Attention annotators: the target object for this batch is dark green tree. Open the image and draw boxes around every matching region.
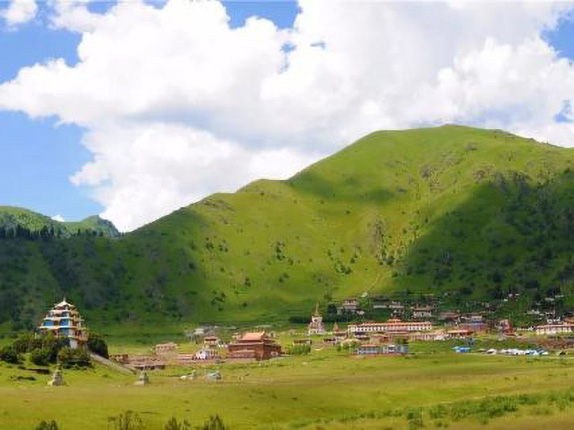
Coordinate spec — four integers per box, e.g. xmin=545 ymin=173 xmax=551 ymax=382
xmin=87 ymin=334 xmax=109 ymax=358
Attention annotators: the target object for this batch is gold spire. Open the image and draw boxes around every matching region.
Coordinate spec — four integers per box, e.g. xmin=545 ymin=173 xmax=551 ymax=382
xmin=314 ymin=303 xmax=321 ymax=317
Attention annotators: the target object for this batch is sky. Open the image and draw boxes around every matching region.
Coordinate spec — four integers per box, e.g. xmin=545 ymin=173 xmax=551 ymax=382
xmin=0 ymin=0 xmax=573 ymax=231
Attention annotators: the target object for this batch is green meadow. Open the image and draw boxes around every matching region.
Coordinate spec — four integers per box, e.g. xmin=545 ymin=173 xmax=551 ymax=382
xmin=3 ymin=341 xmax=574 ymax=430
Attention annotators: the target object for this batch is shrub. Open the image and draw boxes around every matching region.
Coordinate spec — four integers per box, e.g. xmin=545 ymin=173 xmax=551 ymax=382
xmin=11 ymin=333 xmax=41 ymax=354
xmin=35 ymin=421 xmax=59 ymax=430
xmin=165 ymin=417 xmax=192 ymax=430
xmin=0 ymin=346 xmax=20 ymax=364
xmin=287 ymin=344 xmax=311 ymax=356
xmin=199 ymin=415 xmax=227 ymax=430
xmin=57 ymin=347 xmax=91 ymax=368
xmin=108 ymin=411 xmax=145 ymax=430
xmin=30 ymin=347 xmax=52 ymax=366
xmin=41 ymin=334 xmax=69 ymax=362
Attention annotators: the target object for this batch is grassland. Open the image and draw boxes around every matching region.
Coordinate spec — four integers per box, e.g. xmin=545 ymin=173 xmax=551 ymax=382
xmin=3 ymin=339 xmax=574 ymax=430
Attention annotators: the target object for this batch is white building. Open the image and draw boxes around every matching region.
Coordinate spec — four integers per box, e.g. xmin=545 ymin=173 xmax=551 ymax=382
xmin=534 ymin=323 xmax=574 ymax=335
xmin=348 ymin=319 xmax=432 ymax=336
xmin=308 ymin=304 xmax=326 ymax=335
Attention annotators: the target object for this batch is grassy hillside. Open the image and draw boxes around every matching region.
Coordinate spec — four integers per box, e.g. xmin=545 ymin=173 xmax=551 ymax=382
xmin=0 ymin=206 xmax=120 ymax=238
xmin=2 ymin=125 xmax=574 ymax=330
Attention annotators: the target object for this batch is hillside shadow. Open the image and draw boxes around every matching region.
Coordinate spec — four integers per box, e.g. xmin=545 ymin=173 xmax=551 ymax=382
xmin=396 ymin=169 xmax=574 ymax=304
xmin=288 ymin=171 xmax=395 ymax=205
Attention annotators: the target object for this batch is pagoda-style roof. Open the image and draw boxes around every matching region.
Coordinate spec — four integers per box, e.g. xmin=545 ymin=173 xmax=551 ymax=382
xmin=53 ymin=298 xmax=77 ymax=310
xmin=37 ymin=298 xmax=88 ymax=345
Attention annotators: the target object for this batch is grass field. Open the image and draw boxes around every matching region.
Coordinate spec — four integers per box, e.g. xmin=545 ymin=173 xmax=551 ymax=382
xmin=3 ymin=340 xmax=574 ymax=430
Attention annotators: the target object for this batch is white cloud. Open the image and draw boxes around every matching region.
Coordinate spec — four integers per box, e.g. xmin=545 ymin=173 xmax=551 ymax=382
xmin=1 ymin=0 xmax=37 ymax=26
xmin=1 ymin=0 xmax=574 ymax=230
xmin=70 ymin=122 xmax=318 ymax=230
xmin=51 ymin=215 xmax=65 ymax=222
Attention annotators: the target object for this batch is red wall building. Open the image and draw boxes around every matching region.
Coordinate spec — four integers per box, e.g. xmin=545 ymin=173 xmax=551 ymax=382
xmin=227 ymin=332 xmax=282 ymax=360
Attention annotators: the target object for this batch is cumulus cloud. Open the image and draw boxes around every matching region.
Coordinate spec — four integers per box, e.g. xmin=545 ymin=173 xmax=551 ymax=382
xmin=51 ymin=215 xmax=65 ymax=222
xmin=1 ymin=0 xmax=574 ymax=230
xmin=1 ymin=0 xmax=37 ymax=26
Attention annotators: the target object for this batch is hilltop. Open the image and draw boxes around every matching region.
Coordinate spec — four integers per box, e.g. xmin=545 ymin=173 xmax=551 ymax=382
xmin=2 ymin=125 xmax=574 ymax=331
xmin=0 ymin=206 xmax=120 ymax=238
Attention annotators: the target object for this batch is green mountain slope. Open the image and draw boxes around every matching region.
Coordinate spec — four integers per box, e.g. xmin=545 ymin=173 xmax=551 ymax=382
xmin=2 ymin=125 xmax=574 ymax=331
xmin=0 ymin=206 xmax=120 ymax=238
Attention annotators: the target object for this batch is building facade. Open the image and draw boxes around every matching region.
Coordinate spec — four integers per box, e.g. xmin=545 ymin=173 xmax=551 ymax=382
xmin=348 ymin=319 xmax=432 ymax=337
xmin=37 ymin=298 xmax=88 ymax=349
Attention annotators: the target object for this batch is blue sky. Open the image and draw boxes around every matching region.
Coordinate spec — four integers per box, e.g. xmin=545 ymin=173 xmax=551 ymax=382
xmin=0 ymin=1 xmax=299 ymax=221
xmin=0 ymin=1 xmax=573 ymax=227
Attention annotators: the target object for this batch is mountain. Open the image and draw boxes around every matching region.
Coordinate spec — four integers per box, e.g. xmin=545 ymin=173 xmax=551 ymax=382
xmin=0 ymin=207 xmax=121 ymax=238
xmin=2 ymin=125 xmax=574 ymax=332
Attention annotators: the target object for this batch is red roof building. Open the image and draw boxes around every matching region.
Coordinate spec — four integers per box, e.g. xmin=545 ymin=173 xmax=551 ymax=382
xmin=227 ymin=332 xmax=282 ymax=360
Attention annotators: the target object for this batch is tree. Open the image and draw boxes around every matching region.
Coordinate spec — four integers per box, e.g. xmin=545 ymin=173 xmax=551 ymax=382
xmin=87 ymin=334 xmax=109 ymax=358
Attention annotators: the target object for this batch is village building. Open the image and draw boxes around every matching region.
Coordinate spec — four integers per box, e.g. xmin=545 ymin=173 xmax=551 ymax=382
xmin=348 ymin=319 xmax=432 ymax=337
xmin=372 ymin=298 xmax=388 ymax=310
xmin=227 ymin=332 xmax=282 ymax=360
xmin=447 ymin=329 xmax=473 ymax=339
xmin=438 ymin=311 xmax=461 ymax=322
xmin=308 ymin=304 xmax=326 ymax=335
xmin=194 ymin=348 xmax=220 ymax=361
xmin=535 ymin=323 xmax=574 ymax=335
xmin=408 ymin=330 xmax=447 ymax=341
xmin=109 ymin=353 xmax=130 ymax=364
xmin=388 ymin=301 xmax=406 ymax=315
xmin=355 ymin=343 xmax=409 ymax=356
xmin=125 ymin=354 xmax=166 ymax=371
xmin=459 ymin=315 xmax=488 ymax=333
xmin=37 ymin=298 xmax=88 ymax=349
xmin=332 ymin=322 xmax=347 ymax=342
xmin=203 ymin=336 xmax=220 ymax=347
xmin=412 ymin=305 xmax=434 ymax=319
xmin=371 ymin=298 xmax=405 ymax=313
xmin=176 ymin=349 xmax=220 ymax=366
xmin=338 ymin=298 xmax=360 ymax=314
xmin=154 ymin=342 xmax=178 ymax=355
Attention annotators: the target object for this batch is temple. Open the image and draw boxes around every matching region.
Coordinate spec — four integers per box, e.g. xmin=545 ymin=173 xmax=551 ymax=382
xmin=38 ymin=298 xmax=88 ymax=349
xmin=308 ymin=303 xmax=326 ymax=335
xmin=227 ymin=332 xmax=282 ymax=360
